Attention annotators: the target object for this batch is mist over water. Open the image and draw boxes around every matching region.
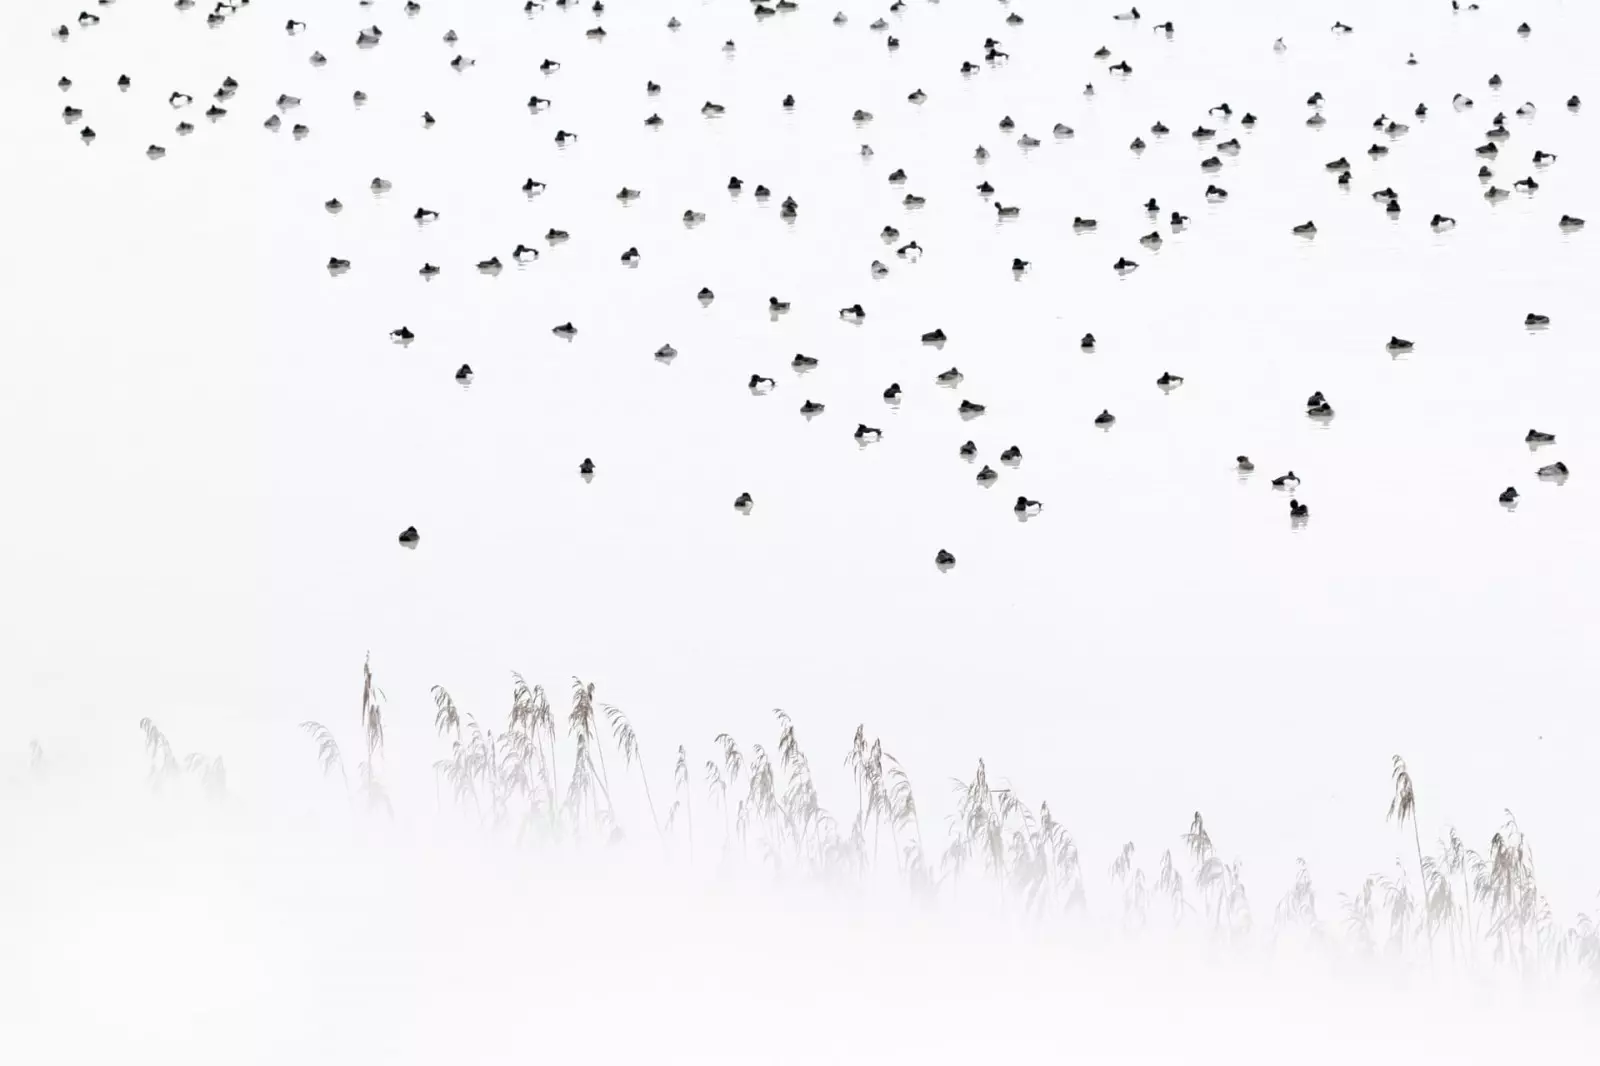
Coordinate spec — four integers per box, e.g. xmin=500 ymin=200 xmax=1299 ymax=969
xmin=6 ymin=0 xmax=1600 ymax=1054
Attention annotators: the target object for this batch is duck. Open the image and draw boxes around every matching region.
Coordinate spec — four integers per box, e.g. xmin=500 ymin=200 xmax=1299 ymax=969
xmin=1054 ymin=123 xmax=1075 ymax=138
xmin=1156 ymin=371 xmax=1184 ymax=388
xmin=654 ymin=344 xmax=678 ymax=362
xmin=455 ymin=364 xmax=473 ymax=383
xmin=1386 ymin=121 xmax=1409 ymax=135
xmin=958 ymin=441 xmax=978 ymax=460
xmin=1288 ymin=499 xmax=1310 ymax=519
xmin=579 ymin=458 xmax=596 ymax=478
xmin=683 ymin=209 xmax=706 ymax=225
xmin=1489 ymin=74 xmax=1502 ymax=88
xmin=1000 ymin=446 xmax=1023 ymax=466
xmin=855 ymin=424 xmax=883 ymax=442
xmin=513 ymin=244 xmax=540 ymax=261
xmin=748 ymin=374 xmax=776 ymax=393
xmin=1332 ymin=21 xmax=1352 ymax=32
xmin=527 ymin=96 xmax=552 ymax=110
xmin=1292 ymin=220 xmax=1317 ymax=236
xmin=1271 ymin=471 xmax=1300 ymax=489
xmin=883 ymin=383 xmax=902 ymax=402
xmin=1094 ymin=409 xmax=1116 ymax=427
xmin=1113 ymin=257 xmax=1139 ymax=273
xmin=1073 ymin=217 xmax=1098 ymax=231
xmin=1477 ymin=143 xmax=1499 ymax=157
xmin=390 ymin=326 xmax=414 ymax=342
xmin=935 ymin=549 xmax=957 ymax=571
xmin=1537 ymin=461 xmax=1569 ymax=479
xmin=477 ymin=257 xmax=503 ymax=274
xmin=769 ymin=297 xmax=791 ymax=313
xmin=1154 ymin=121 xmax=1174 ymax=136
xmin=959 ymin=400 xmax=987 ymax=418
xmin=62 ymin=105 xmax=84 ymax=123
xmin=1306 ymin=114 xmax=1327 ymax=128
xmin=292 ymin=123 xmax=311 ymax=139
xmin=616 ymin=187 xmax=641 ymax=201
xmin=1368 ymin=143 xmax=1389 ymax=157
xmin=1130 ymin=138 xmax=1147 ymax=152
xmin=1526 ymin=313 xmax=1550 ymax=326
xmin=1498 ymin=486 xmax=1519 ymax=505
xmin=961 ymin=61 xmax=980 ymax=74
xmin=975 ymin=465 xmax=999 ymax=484
xmin=1218 ymin=138 xmax=1241 ymax=154
xmin=853 ymin=109 xmax=874 ymax=123
xmin=1236 ymin=456 xmax=1255 ymax=472
xmin=733 ymin=493 xmax=754 ymax=514
xmin=1415 ymin=103 xmax=1428 ymax=116
xmin=1191 ymin=125 xmax=1214 ymax=139
xmin=753 ymin=185 xmax=771 ymax=199
xmin=1017 ymin=134 xmax=1042 ymax=148
xmin=1014 ymin=496 xmax=1043 ymax=517
xmin=791 ymin=354 xmax=818 ymax=371
xmin=1113 ymin=8 xmax=1140 ymax=20
xmin=999 ymin=116 xmax=1015 ymax=130
xmin=871 ymin=260 xmax=890 ymax=278
xmin=357 ymin=29 xmax=382 ymax=46
xmin=1144 ymin=199 xmax=1161 ymax=213
xmin=936 ymin=367 xmax=964 ymax=387
xmin=780 ymin=196 xmax=799 ymax=218
xmin=976 ymin=181 xmax=995 ymax=195
xmin=782 ymin=94 xmax=796 ymax=108
xmin=888 ymin=169 xmax=908 ymax=184
xmin=1140 ymin=232 xmax=1164 ymax=248
xmin=414 ymin=207 xmax=440 ymax=222
xmin=975 ymin=145 xmax=991 ymax=160
xmin=170 ymin=90 xmax=195 ymax=108
xmin=1206 ymin=185 xmax=1229 ymax=201
xmin=1454 ymin=93 xmax=1474 ymax=109
xmin=1430 ymin=214 xmax=1457 ymax=230
xmin=554 ymin=130 xmax=578 ymax=144
xmin=1533 ymin=150 xmax=1557 ymax=164
xmin=1171 ymin=211 xmax=1190 ymax=227
xmin=1386 ymin=336 xmax=1414 ymax=351
xmin=418 ymin=262 xmax=441 ymax=279
xmin=327 ymin=258 xmax=351 ymax=274
xmin=1012 ymin=258 xmax=1030 ymax=273
xmin=800 ymin=400 xmax=826 ymax=417
xmin=921 ymin=328 xmax=947 ymax=344
xmin=1080 ymin=333 xmax=1097 ymax=350
xmin=552 ymin=322 xmax=578 ymax=338
xmin=205 ymin=105 xmax=227 ymax=120
xmin=620 ymin=247 xmax=641 ymax=264
xmin=540 ymin=58 xmax=562 ymax=72
xmin=1306 ymin=390 xmax=1326 ymax=407
xmin=176 ymin=121 xmax=195 ymax=135
xmin=1484 ymin=186 xmax=1509 ymax=201
xmin=1514 ymin=176 xmax=1539 ymax=191
xmin=1200 ymin=156 xmax=1223 ymax=171
xmin=1525 ymin=429 xmax=1556 ymax=443
xmin=1325 ymin=156 xmax=1350 ymax=171
xmin=908 ymin=88 xmax=927 ymax=104
xmin=1569 ymin=95 xmax=1582 ymax=110
xmin=1559 ymin=215 xmax=1585 ymax=229
xmin=904 ymin=193 xmax=927 ymax=207
xmin=276 ymin=94 xmax=302 ymax=112
xmin=1273 ymin=37 xmax=1286 ymax=52
xmin=1110 ymin=61 xmax=1133 ymax=74
xmin=1307 ymin=402 xmax=1335 ymax=418
xmin=450 ymin=54 xmax=476 ymax=69
xmin=1517 ymin=21 xmax=1531 ymax=35
xmin=728 ymin=177 xmax=744 ymax=192
xmin=309 ymin=52 xmax=327 ymax=67
xmin=839 ymin=303 xmax=865 ymax=321
xmin=701 ymin=101 xmax=726 ymax=115
xmin=698 ymin=287 xmax=715 ymax=304
xmin=398 ymin=526 xmax=420 ymax=548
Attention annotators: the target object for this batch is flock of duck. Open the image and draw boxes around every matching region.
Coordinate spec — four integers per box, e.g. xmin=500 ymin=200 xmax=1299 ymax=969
xmin=52 ymin=2 xmax=1582 ymax=570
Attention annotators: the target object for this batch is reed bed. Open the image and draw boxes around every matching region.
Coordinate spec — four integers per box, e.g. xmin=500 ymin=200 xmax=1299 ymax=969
xmin=100 ymin=656 xmax=1600 ymax=985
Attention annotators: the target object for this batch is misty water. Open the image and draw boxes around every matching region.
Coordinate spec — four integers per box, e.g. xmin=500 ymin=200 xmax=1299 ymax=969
xmin=5 ymin=0 xmax=1600 ymax=1057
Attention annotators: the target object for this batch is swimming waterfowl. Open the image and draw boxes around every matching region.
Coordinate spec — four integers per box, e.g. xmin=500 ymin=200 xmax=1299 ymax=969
xmin=958 ymin=441 xmax=978 ymax=460
xmin=1014 ymin=496 xmax=1043 ymax=517
xmin=652 ymin=344 xmax=677 ymax=362
xmin=1271 ymin=471 xmax=1300 ymax=489
xmin=1274 ymin=38 xmax=1286 ymax=52
xmin=754 ymin=185 xmax=771 ymax=199
xmin=1307 ymin=403 xmax=1335 ymax=418
xmin=455 ymin=364 xmax=473 ymax=383
xmin=205 ymin=105 xmax=227 ymax=120
xmin=419 ymin=263 xmax=441 ymax=279
xmin=1569 ymin=96 xmax=1581 ymax=110
xmin=450 ymin=54 xmax=477 ymax=69
xmin=398 ymin=526 xmax=420 ymax=548
xmin=1080 ymin=334 xmax=1097 ymax=350
xmin=768 ymin=297 xmax=791 ymax=314
xmin=1191 ymin=125 xmax=1213 ymax=139
xmin=1387 ymin=337 xmax=1414 ymax=351
xmin=1218 ymin=138 xmax=1241 ymax=154
xmin=1526 ymin=429 xmax=1555 ymax=443
xmin=1332 ymin=21 xmax=1352 ymax=32
xmin=1236 ymin=456 xmax=1255 ymax=472
xmin=1018 ymin=134 xmax=1041 ymax=148
xmin=513 ymin=244 xmax=539 ymax=261
xmin=620 ymin=247 xmax=641 ymax=264
xmin=1306 ymin=391 xmax=1326 ymax=407
xmin=554 ymin=130 xmax=578 ymax=144
xmin=1484 ymin=186 xmax=1509 ymax=201
xmin=415 ymin=207 xmax=439 ymax=222
xmin=999 ymin=116 xmax=1015 ymax=131
xmin=747 ymin=373 xmax=778 ymax=394
xmin=839 ymin=303 xmax=865 ymax=321
xmin=908 ymin=88 xmax=927 ymax=104
xmin=881 ymin=226 xmax=900 ymax=242
xmin=996 ymin=203 xmax=1020 ymax=217
xmin=935 ymin=549 xmax=957 ymax=571
xmin=1012 ymin=258 xmax=1030 ymax=272
xmin=1498 ymin=486 xmax=1519 ymax=505
xmin=782 ymin=94 xmax=796 ymax=108
xmin=578 ymin=459 xmax=596 ymax=479
xmin=1537 ymin=462 xmax=1569 ymax=479
xmin=975 ymin=465 xmax=998 ymax=484
xmin=528 ymin=96 xmax=551 ymax=111
xmin=327 ymin=258 xmax=351 ymax=274
xmin=780 ymin=196 xmax=799 ymax=217
xmin=1113 ymin=257 xmax=1138 ymax=273
xmin=1113 ymin=8 xmax=1140 ymax=20
xmin=855 ymin=424 xmax=883 ymax=442
xmin=357 ymin=28 xmax=381 ymax=46
xmin=1054 ymin=123 xmax=1074 ymax=138
xmin=552 ymin=322 xmax=578 ymax=338
xmin=683 ymin=210 xmax=706 ymax=225
xmin=871 ymin=260 xmax=889 ymax=278
xmin=1140 ymin=232 xmax=1164 ymax=248
xmin=702 ymin=101 xmax=726 ymax=115
xmin=1000 ymin=446 xmax=1023 ymax=466
xmin=1477 ymin=166 xmax=1493 ymax=178
xmin=1533 ymin=151 xmax=1557 ymax=164
xmin=1171 ymin=212 xmax=1190 ymax=227
xmin=733 ymin=493 xmax=754 ymax=514
xmin=1306 ymin=114 xmax=1327 ymax=127
xmin=1368 ymin=143 xmax=1389 ymax=156
xmin=617 ymin=187 xmax=641 ymax=201
xmin=1206 ymin=185 xmax=1229 ymax=201
xmin=853 ymin=109 xmax=874 ymax=123
xmin=1073 ymin=217 xmax=1098 ymax=231
xmin=888 ymin=169 xmax=908 ymax=184
xmin=975 ymin=146 xmax=990 ymax=160
xmin=1525 ymin=313 xmax=1550 ymax=326
xmin=1559 ymin=215 xmax=1585 ymax=229
xmin=800 ymin=400 xmax=825 ymax=418
xmin=62 ymin=105 xmax=83 ymax=122
xmin=309 ymin=52 xmax=327 ymax=67
xmin=1200 ymin=157 xmax=1222 ymax=171
xmin=959 ymin=400 xmax=987 ymax=418
xmin=1406 ymin=53 xmax=1418 ymax=66
xmin=1427 ymin=214 xmax=1457 ymax=231
xmin=698 ymin=287 xmax=715 ymax=305
xmin=170 ymin=91 xmax=194 ymax=108
xmin=1489 ymin=74 xmax=1502 ymax=88
xmin=791 ymin=354 xmax=818 ymax=371
xmin=1514 ymin=177 xmax=1539 ymax=191
xmin=904 ymin=193 xmax=927 ymax=206
xmin=1325 ymin=157 xmax=1350 ymax=171
xmin=1518 ymin=21 xmax=1530 ymax=35
xmin=78 ymin=126 xmax=96 ymax=142
xmin=961 ymin=61 xmax=980 ymax=74
xmin=883 ymin=383 xmax=902 ymax=402
xmin=887 ymin=37 xmax=900 ymax=50
xmin=936 ymin=367 xmax=964 ymax=386
xmin=1110 ymin=61 xmax=1133 ymax=74
xmin=292 ymin=124 xmax=311 ymax=139
xmin=1454 ymin=94 xmax=1474 ymax=109
xmin=477 ymin=257 xmax=503 ymax=274
xmin=583 ymin=25 xmax=605 ymax=38
xmin=353 ymin=91 xmax=369 ymax=106
xmin=1144 ymin=199 xmax=1160 ymax=213
xmin=921 ymin=329 xmax=947 ymax=344
xmin=1516 ymin=102 xmax=1536 ymax=117
xmin=1386 ymin=121 xmax=1409 ymax=135
xmin=976 ymin=181 xmax=995 ymax=195
xmin=1094 ymin=409 xmax=1116 ymax=427
xmin=1292 ymin=221 xmax=1317 ymax=236
xmin=1288 ymin=499 xmax=1310 ymax=519
xmin=391 ymin=326 xmax=414 ymax=342
xmin=1156 ymin=371 xmax=1184 ymax=388
xmin=444 ymin=29 xmax=459 ymax=42
xmin=1415 ymin=103 xmax=1428 ymax=116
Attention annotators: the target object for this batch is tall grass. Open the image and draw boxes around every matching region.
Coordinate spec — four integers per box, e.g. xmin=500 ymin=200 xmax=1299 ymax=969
xmin=91 ymin=659 xmax=1600 ymax=986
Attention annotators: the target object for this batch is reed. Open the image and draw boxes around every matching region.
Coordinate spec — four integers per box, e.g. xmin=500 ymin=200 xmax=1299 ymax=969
xmin=102 ymin=659 xmax=1600 ymax=985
